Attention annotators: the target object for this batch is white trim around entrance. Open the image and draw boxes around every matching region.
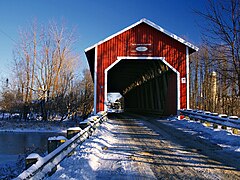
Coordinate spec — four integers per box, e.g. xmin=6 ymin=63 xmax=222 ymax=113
xmin=94 ymin=46 xmax=98 ymax=114
xmin=104 ymin=56 xmax=181 ymax=112
xmin=186 ymin=46 xmax=190 ymax=109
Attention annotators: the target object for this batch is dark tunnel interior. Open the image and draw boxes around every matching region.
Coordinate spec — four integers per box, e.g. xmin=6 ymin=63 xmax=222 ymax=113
xmin=107 ymin=58 xmax=177 ymax=116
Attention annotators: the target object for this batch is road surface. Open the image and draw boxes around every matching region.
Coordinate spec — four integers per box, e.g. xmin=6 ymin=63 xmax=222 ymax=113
xmin=105 ymin=113 xmax=240 ymax=179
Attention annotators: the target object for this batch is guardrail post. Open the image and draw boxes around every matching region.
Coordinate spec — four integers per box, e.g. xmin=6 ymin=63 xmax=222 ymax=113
xmin=192 ymin=117 xmax=198 ymax=121
xmin=103 ymin=115 xmax=108 ymax=122
xmin=180 ymin=110 xmax=240 ymax=136
xmin=48 ymin=136 xmax=67 ymax=153
xmin=25 ymin=153 xmax=41 ymax=169
xmin=213 ymin=123 xmax=218 ymax=129
xmin=178 ymin=115 xmax=184 ymax=120
xmin=97 ymin=111 xmax=107 ymax=123
xmin=221 ymin=125 xmax=227 ymax=130
xmin=99 ymin=117 xmax=104 ymax=123
xmin=232 ymin=128 xmax=240 ymax=135
xmin=67 ymin=127 xmax=82 ymax=139
xmin=204 ymin=122 xmax=211 ymax=127
xmin=79 ymin=120 xmax=90 ymax=130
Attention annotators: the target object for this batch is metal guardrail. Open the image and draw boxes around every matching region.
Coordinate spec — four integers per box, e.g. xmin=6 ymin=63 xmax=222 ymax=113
xmin=179 ymin=109 xmax=240 ymax=130
xmin=15 ymin=111 xmax=108 ymax=180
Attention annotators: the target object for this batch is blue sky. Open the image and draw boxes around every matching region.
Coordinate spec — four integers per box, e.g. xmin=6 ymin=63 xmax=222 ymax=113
xmin=0 ymin=0 xmax=207 ymax=79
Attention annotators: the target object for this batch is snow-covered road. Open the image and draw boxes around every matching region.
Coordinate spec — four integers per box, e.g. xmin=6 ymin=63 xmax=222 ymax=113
xmin=48 ymin=114 xmax=240 ymax=180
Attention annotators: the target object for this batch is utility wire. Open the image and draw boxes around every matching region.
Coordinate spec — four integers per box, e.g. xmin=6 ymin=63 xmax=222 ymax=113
xmin=0 ymin=28 xmax=17 ymax=43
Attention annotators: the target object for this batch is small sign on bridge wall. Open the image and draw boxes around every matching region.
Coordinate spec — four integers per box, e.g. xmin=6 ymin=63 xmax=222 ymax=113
xmin=130 ymin=43 xmax=153 ymax=56
xmin=181 ymin=77 xmax=186 ymax=84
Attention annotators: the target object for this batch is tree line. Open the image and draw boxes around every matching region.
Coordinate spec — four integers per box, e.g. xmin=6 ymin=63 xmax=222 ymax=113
xmin=190 ymin=45 xmax=239 ymax=115
xmin=0 ymin=21 xmax=93 ymax=121
xmin=190 ymin=0 xmax=239 ymax=116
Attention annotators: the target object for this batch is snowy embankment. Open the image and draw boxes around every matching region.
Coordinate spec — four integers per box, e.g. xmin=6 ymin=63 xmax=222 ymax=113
xmin=0 ymin=120 xmax=74 ymax=133
xmin=162 ymin=117 xmax=240 ymax=153
xmin=47 ymin=115 xmax=240 ymax=180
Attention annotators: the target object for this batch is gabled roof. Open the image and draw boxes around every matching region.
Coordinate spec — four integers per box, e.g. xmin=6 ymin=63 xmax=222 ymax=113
xmin=85 ymin=18 xmax=199 ymax=52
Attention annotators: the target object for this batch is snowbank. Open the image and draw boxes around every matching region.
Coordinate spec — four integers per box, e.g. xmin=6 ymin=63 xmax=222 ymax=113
xmin=162 ymin=117 xmax=240 ymax=153
xmin=0 ymin=120 xmax=71 ymax=133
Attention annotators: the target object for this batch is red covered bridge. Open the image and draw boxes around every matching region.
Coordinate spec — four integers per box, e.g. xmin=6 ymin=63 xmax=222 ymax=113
xmin=85 ymin=18 xmax=198 ymax=116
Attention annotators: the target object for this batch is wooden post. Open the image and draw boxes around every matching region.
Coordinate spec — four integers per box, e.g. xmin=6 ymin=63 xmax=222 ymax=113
xmin=48 ymin=136 xmax=67 ymax=153
xmin=149 ymin=80 xmax=155 ymax=110
xmin=232 ymin=128 xmax=239 ymax=135
xmin=155 ymin=77 xmax=161 ymax=111
xmin=221 ymin=125 xmax=227 ymax=130
xmin=140 ymin=85 xmax=144 ymax=109
xmin=200 ymin=120 xmax=205 ymax=123
xmin=79 ymin=120 xmax=90 ymax=130
xmin=25 ymin=153 xmax=41 ymax=169
xmin=204 ymin=122 xmax=211 ymax=127
xmin=137 ymin=87 xmax=141 ymax=109
xmin=144 ymin=83 xmax=149 ymax=110
xmin=67 ymin=127 xmax=82 ymax=139
xmin=213 ymin=124 xmax=218 ymax=129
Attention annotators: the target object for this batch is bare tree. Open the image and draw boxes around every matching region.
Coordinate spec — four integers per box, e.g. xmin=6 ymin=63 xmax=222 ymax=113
xmin=79 ymin=70 xmax=94 ymax=118
xmin=12 ymin=21 xmax=39 ymax=119
xmin=190 ymin=44 xmax=240 ymax=115
xmin=191 ymin=0 xmax=240 ymax=115
xmin=12 ymin=20 xmax=80 ymax=120
xmin=190 ymin=46 xmax=214 ymax=111
xmin=196 ymin=0 xmax=240 ymax=96
xmin=33 ymin=21 xmax=78 ymax=120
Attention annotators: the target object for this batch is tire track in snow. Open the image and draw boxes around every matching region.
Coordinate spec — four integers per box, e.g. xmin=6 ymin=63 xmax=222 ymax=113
xmin=120 ymin=113 xmax=240 ymax=179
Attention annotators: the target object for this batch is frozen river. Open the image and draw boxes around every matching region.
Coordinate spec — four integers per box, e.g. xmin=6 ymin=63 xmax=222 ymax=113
xmin=0 ymin=131 xmax=64 ymax=166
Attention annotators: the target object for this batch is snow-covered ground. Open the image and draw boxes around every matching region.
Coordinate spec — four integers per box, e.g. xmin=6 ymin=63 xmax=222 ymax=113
xmin=0 ymin=119 xmax=75 ymax=133
xmin=47 ymin=115 xmax=240 ymax=180
xmin=163 ymin=117 xmax=240 ymax=153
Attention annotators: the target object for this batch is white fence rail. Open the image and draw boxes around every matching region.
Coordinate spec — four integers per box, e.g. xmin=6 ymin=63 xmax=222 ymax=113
xmin=179 ymin=109 xmax=240 ymax=130
xmin=15 ymin=111 xmax=107 ymax=180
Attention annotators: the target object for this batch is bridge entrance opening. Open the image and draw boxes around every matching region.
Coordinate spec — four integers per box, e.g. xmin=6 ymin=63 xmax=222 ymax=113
xmin=105 ymin=57 xmax=179 ymax=116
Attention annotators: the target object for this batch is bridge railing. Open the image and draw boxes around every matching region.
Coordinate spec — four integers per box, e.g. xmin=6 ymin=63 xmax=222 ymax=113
xmin=15 ymin=111 xmax=107 ymax=180
xmin=179 ymin=109 xmax=240 ymax=134
xmin=179 ymin=109 xmax=240 ymax=133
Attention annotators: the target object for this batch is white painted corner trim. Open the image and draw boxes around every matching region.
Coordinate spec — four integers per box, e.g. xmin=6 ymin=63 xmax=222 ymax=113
xmin=186 ymin=46 xmax=190 ymax=109
xmin=93 ymin=46 xmax=98 ymax=114
xmin=104 ymin=56 xmax=181 ymax=111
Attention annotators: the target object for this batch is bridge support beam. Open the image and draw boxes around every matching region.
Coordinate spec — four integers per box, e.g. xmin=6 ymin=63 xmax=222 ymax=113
xmin=155 ymin=77 xmax=161 ymax=111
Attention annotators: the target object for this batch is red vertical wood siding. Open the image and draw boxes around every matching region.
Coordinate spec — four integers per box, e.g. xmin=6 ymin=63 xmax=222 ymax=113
xmin=96 ymin=23 xmax=187 ymax=112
